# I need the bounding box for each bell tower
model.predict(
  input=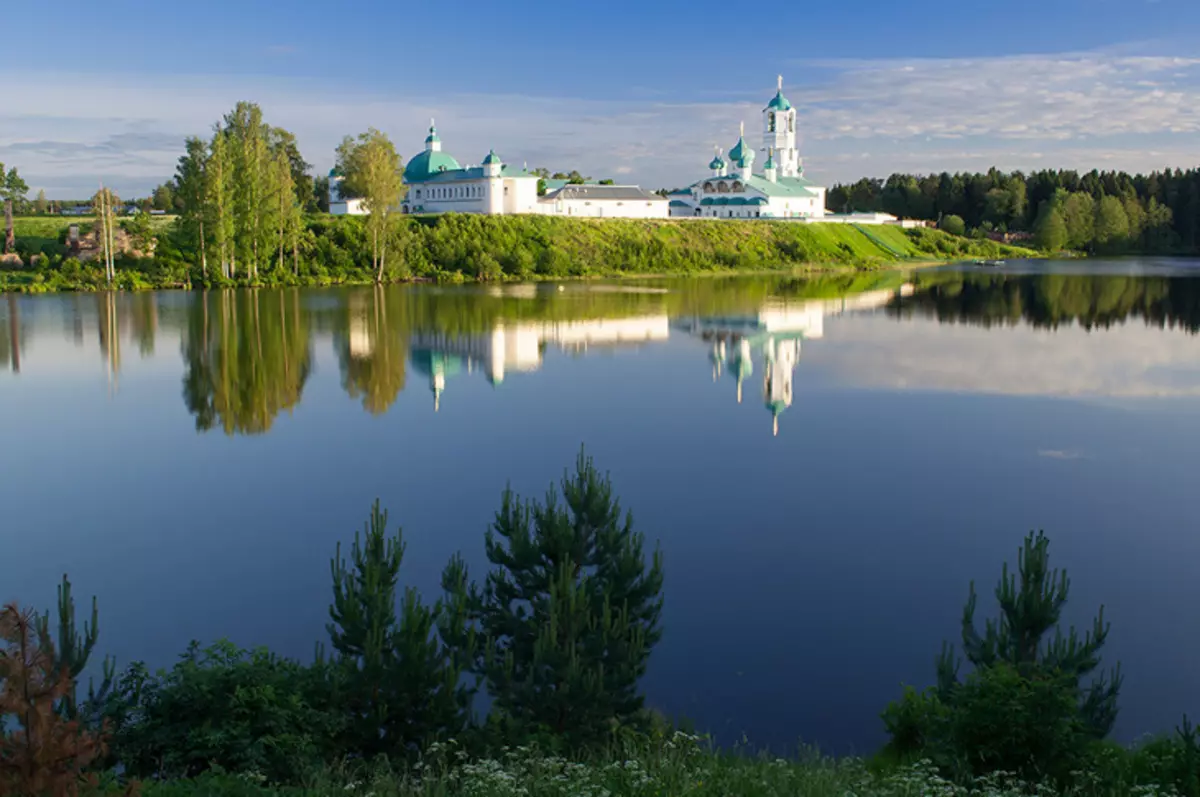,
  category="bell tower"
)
[763,76,799,178]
